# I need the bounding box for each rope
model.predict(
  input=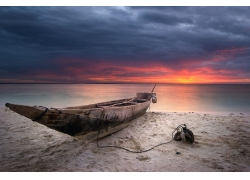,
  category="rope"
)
[97,119,187,153]
[34,105,189,153]
[33,106,78,121]
[50,107,62,114]
[33,108,48,121]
